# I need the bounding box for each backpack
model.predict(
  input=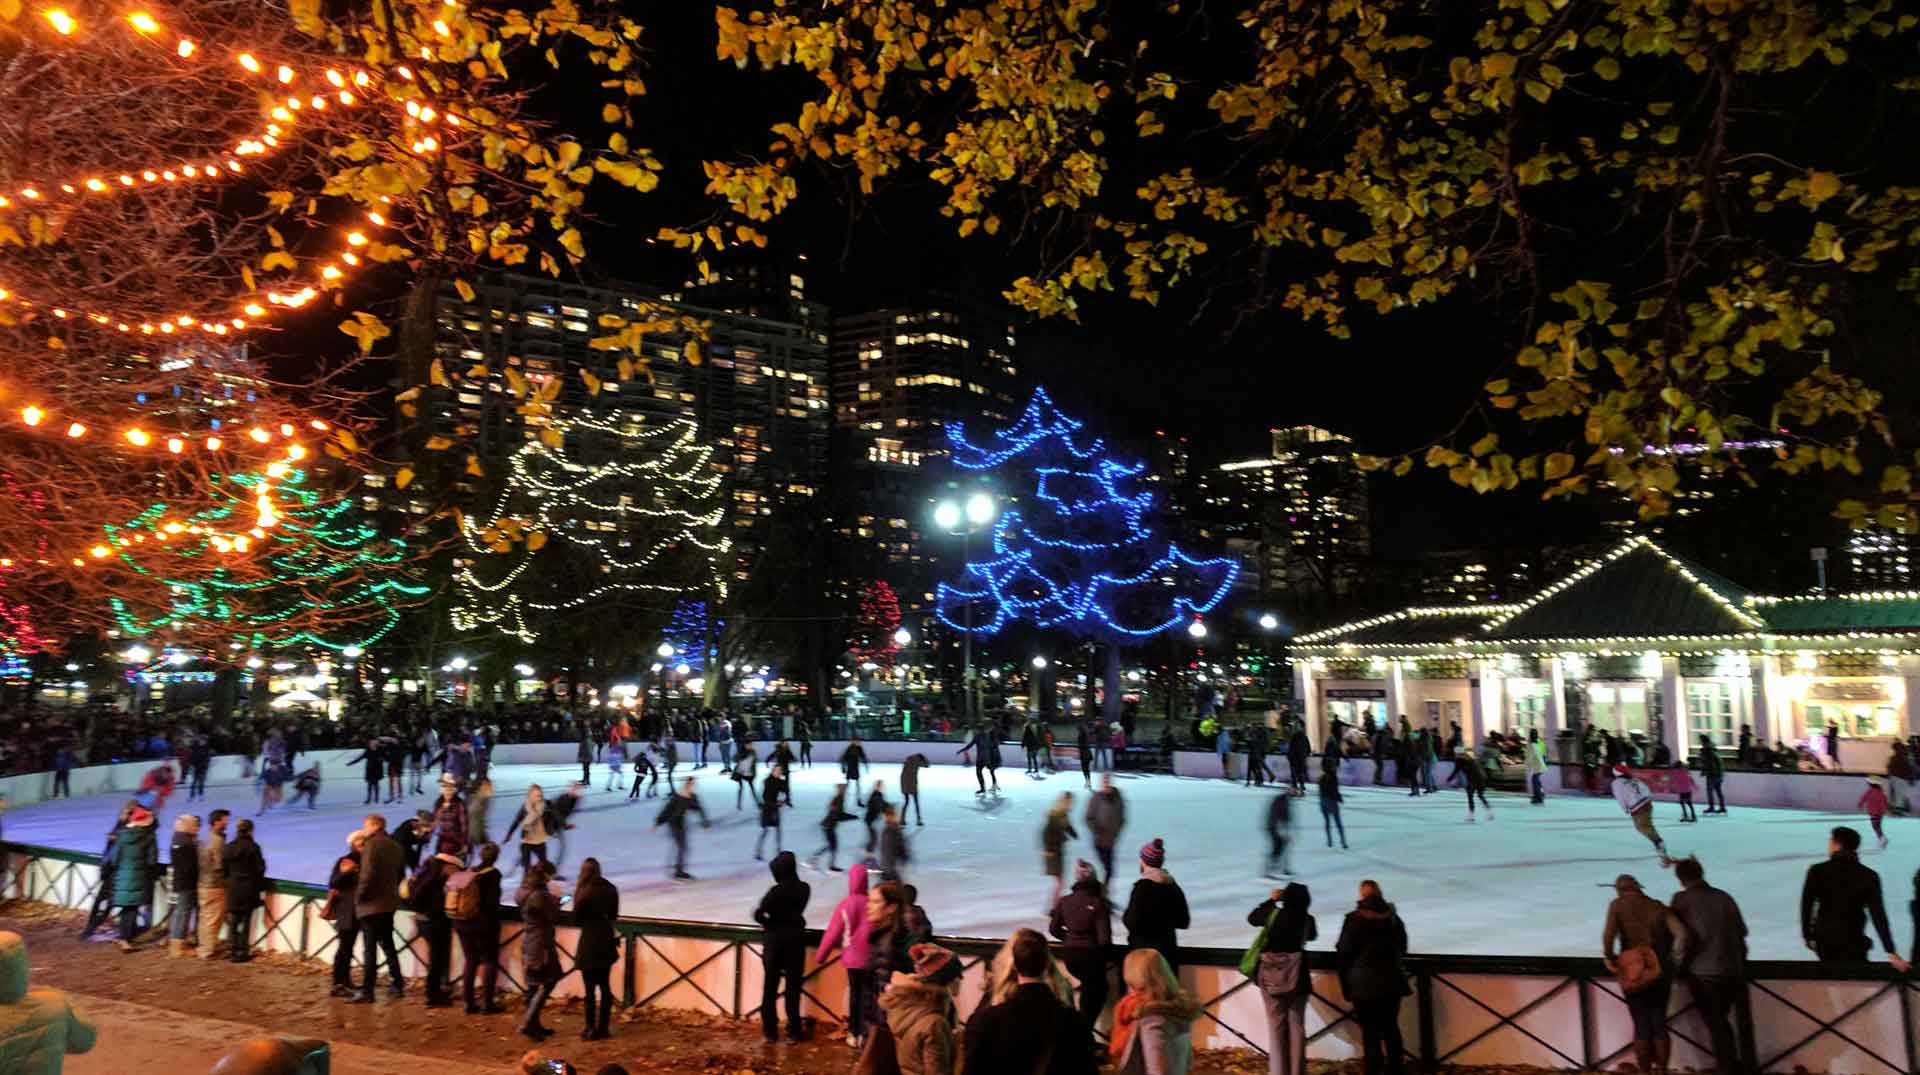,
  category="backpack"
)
[444,868,484,921]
